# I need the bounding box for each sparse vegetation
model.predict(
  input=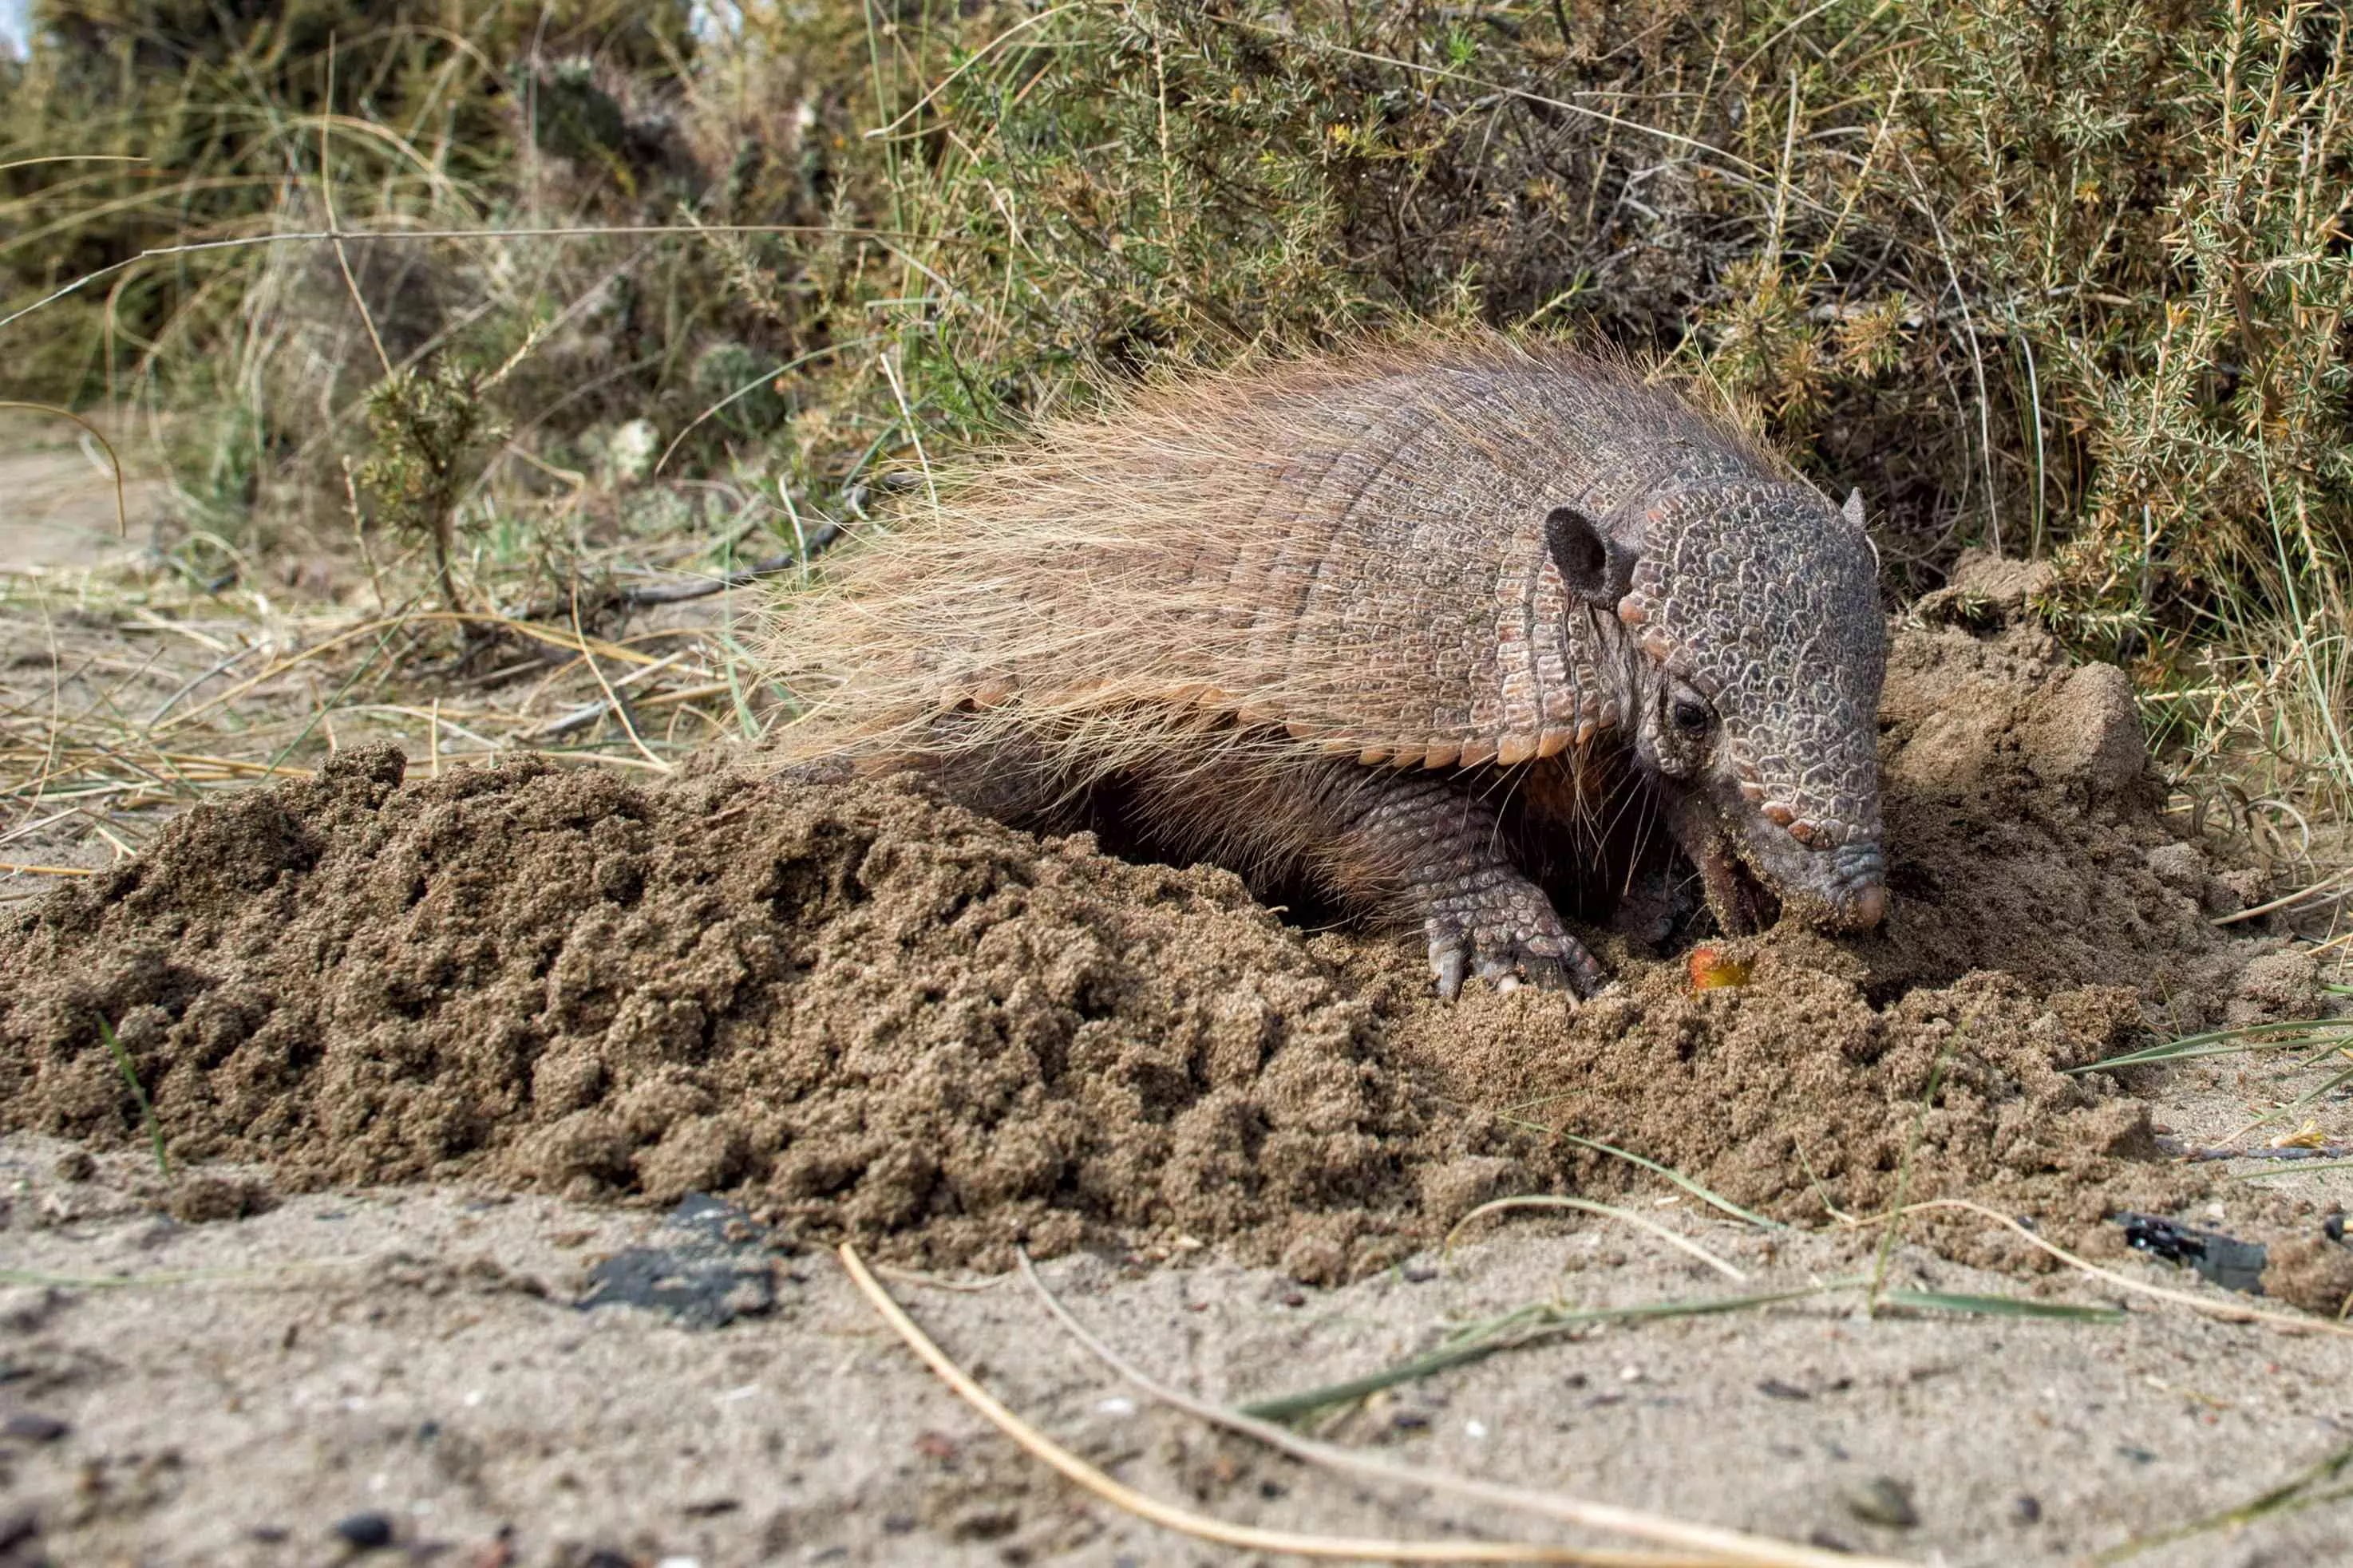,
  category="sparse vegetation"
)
[2,0,2349,862]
